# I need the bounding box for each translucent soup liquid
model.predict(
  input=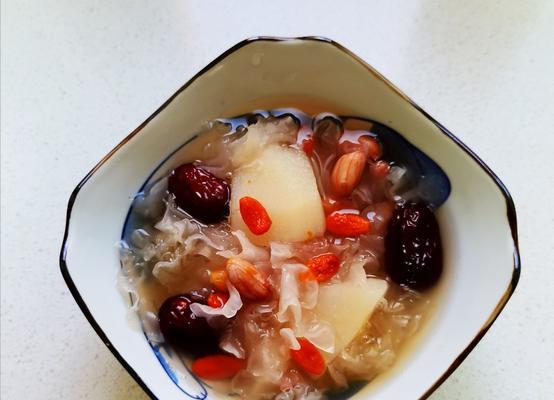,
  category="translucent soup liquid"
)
[120,106,450,400]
